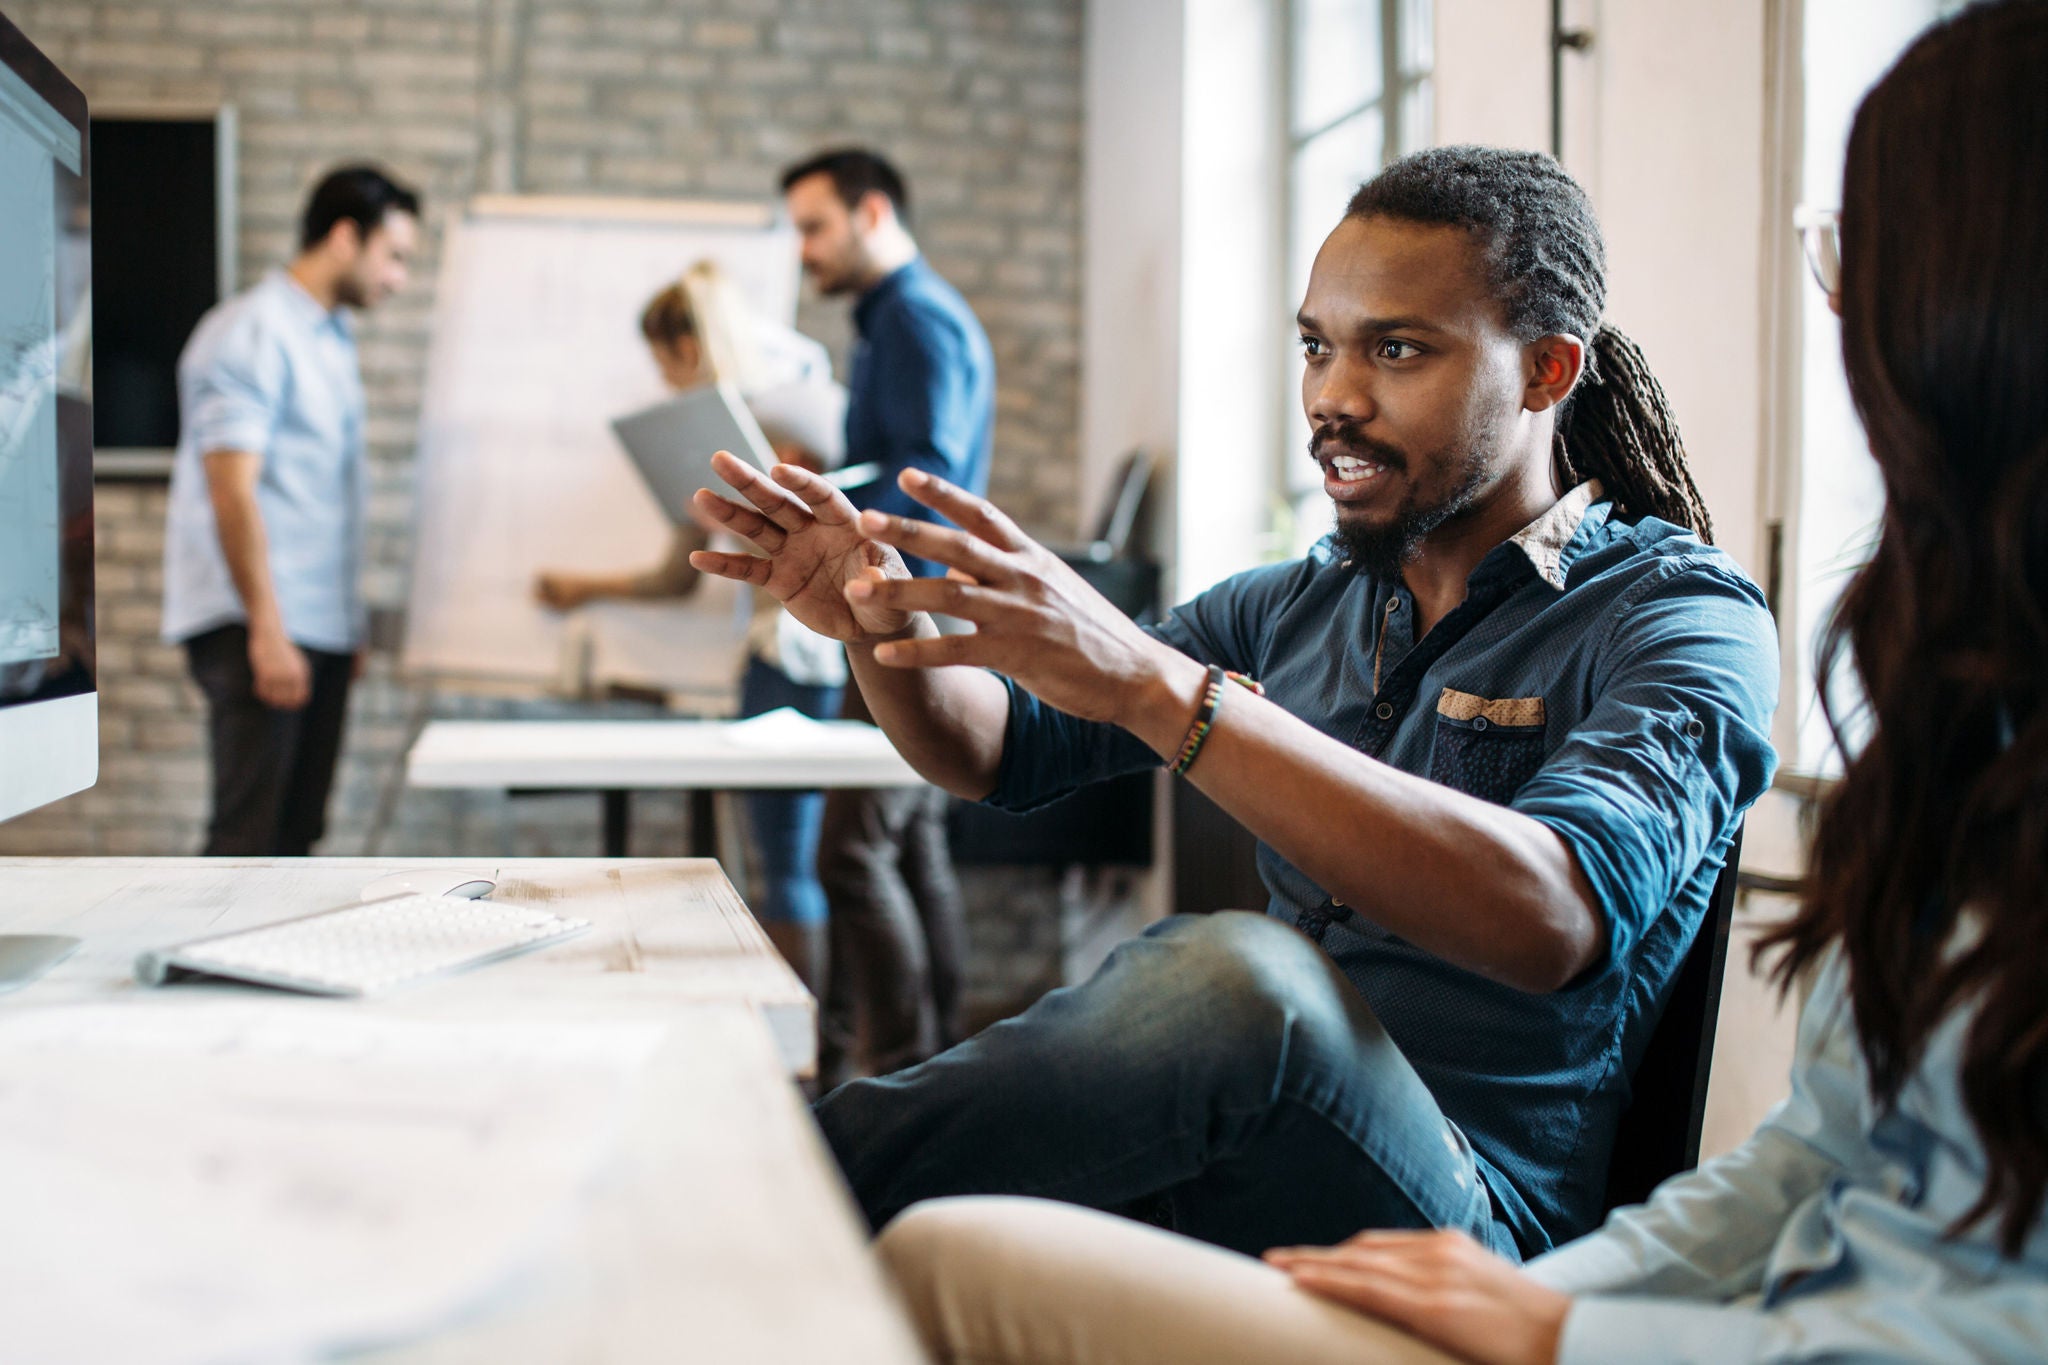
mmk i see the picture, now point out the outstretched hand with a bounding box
[1264,1230,1569,1365]
[842,468,1199,734]
[686,451,916,644]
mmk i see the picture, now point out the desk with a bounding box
[0,858,926,1363]
[407,718,927,857]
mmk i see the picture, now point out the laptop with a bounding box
[610,382,874,527]
[611,382,777,524]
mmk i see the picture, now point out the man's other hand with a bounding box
[534,571,598,611]
[248,626,312,710]
[687,451,915,644]
[844,468,1185,729]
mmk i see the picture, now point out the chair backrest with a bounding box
[1600,827,1744,1212]
[1088,449,1154,557]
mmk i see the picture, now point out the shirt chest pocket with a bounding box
[1427,690,1547,805]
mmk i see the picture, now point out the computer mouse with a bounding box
[358,869,498,902]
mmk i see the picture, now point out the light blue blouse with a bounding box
[1529,939,2048,1362]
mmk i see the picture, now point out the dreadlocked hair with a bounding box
[1345,146,1714,543]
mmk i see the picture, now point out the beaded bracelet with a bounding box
[1168,667,1264,777]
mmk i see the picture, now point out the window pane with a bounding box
[1284,108,1382,503]
[1399,77,1433,155]
[1292,0,1383,137]
[1289,107,1383,304]
[1399,0,1434,76]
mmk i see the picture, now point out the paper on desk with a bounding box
[723,705,899,754]
[0,1002,665,1365]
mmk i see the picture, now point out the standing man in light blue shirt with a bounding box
[162,164,419,856]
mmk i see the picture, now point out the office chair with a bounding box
[1600,828,1744,1213]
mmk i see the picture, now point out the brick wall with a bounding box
[4,0,1086,1013]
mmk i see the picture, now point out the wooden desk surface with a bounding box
[0,857,817,1072]
[407,717,926,790]
[359,1003,927,1364]
[0,858,926,1364]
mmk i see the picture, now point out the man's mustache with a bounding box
[1310,422,1407,472]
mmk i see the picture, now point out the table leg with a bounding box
[689,789,717,859]
[602,789,631,858]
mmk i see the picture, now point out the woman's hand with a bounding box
[687,451,916,644]
[1264,1230,1570,1365]
[534,571,600,611]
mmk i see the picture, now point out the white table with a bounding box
[0,857,927,1363]
[407,717,928,857]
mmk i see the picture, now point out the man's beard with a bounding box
[1316,420,1489,579]
[807,241,872,297]
[333,272,371,309]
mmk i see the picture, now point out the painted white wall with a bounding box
[1081,0,1196,940]
[1595,3,1769,579]
[1080,0,1185,550]
[1433,0,1550,151]
[1434,0,1770,580]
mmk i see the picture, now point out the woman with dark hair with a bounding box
[871,4,2048,1361]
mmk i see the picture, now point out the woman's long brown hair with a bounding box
[1756,0,2048,1257]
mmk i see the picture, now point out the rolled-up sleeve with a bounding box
[985,680,1160,812]
[1512,558,1779,964]
[184,312,286,459]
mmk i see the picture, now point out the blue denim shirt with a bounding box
[988,484,1780,1254]
[845,257,994,577]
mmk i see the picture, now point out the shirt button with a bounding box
[1686,718,1706,739]
[1472,716,1489,732]
[1375,702,1395,721]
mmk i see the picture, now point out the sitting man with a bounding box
[687,146,1779,1263]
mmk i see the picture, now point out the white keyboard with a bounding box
[135,893,592,997]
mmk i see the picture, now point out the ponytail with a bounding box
[1553,324,1714,544]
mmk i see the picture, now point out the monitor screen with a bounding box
[0,13,96,822]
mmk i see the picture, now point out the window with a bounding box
[1782,0,1963,773]
[1279,0,1434,557]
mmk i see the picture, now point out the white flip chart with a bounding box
[402,197,803,706]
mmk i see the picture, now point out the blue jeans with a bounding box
[738,656,843,926]
[814,911,1516,1259]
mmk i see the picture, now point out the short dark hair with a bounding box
[778,147,910,225]
[299,163,422,251]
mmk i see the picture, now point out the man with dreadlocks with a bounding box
[686,146,1778,1265]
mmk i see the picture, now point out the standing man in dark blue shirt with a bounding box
[778,148,995,1085]
[696,147,1778,1263]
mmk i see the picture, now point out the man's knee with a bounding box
[1145,911,1366,1036]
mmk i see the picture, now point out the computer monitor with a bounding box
[0,14,95,824]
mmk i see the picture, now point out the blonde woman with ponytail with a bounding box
[535,261,844,985]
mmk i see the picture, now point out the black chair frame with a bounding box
[1600,828,1744,1213]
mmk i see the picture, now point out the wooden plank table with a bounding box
[0,857,926,1363]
